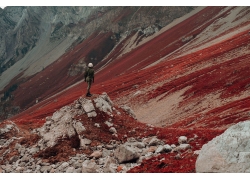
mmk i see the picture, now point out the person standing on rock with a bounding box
[84,63,95,97]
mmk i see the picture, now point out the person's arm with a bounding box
[84,68,88,81]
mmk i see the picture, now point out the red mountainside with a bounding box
[0,6,250,173]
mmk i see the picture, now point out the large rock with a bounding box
[114,145,140,163]
[82,160,98,173]
[94,95,113,114]
[196,121,250,173]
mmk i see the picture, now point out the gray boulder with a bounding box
[196,120,250,173]
[82,160,98,173]
[114,145,140,163]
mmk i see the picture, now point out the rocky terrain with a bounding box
[0,6,250,173]
[0,93,198,173]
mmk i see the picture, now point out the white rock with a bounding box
[80,138,92,147]
[94,96,112,113]
[196,120,250,173]
[73,121,86,134]
[163,144,172,152]
[82,160,97,173]
[171,144,176,149]
[155,145,165,154]
[82,99,95,113]
[178,136,188,144]
[87,111,97,118]
[105,121,113,127]
[66,167,75,173]
[120,105,137,119]
[109,127,117,134]
[94,123,100,128]
[60,162,69,169]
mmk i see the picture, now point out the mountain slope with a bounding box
[0,6,195,120]
[0,6,250,173]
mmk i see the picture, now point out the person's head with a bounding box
[88,63,93,68]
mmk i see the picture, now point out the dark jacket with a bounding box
[84,67,94,82]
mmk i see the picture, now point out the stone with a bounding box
[147,146,157,153]
[0,139,5,146]
[21,154,29,162]
[60,162,69,170]
[103,156,117,173]
[9,155,19,164]
[174,144,191,152]
[82,160,97,173]
[73,121,86,134]
[40,166,51,173]
[155,145,165,154]
[105,145,114,150]
[16,166,24,172]
[178,136,188,144]
[109,127,117,134]
[94,96,112,113]
[196,121,250,173]
[14,143,22,151]
[171,144,176,148]
[82,99,95,113]
[66,167,75,173]
[102,148,111,157]
[104,121,113,127]
[75,162,82,169]
[114,145,140,163]
[94,123,100,128]
[163,144,172,152]
[90,151,102,159]
[75,168,82,173]
[87,111,97,118]
[148,137,162,146]
[120,105,137,119]
[29,147,40,154]
[134,142,146,149]
[117,165,123,172]
[80,138,92,147]
[50,168,56,173]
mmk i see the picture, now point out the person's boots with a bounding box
[86,92,92,97]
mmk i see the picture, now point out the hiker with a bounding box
[84,63,95,97]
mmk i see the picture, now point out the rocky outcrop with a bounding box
[196,121,250,173]
[35,92,114,150]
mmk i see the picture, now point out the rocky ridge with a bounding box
[0,93,194,173]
